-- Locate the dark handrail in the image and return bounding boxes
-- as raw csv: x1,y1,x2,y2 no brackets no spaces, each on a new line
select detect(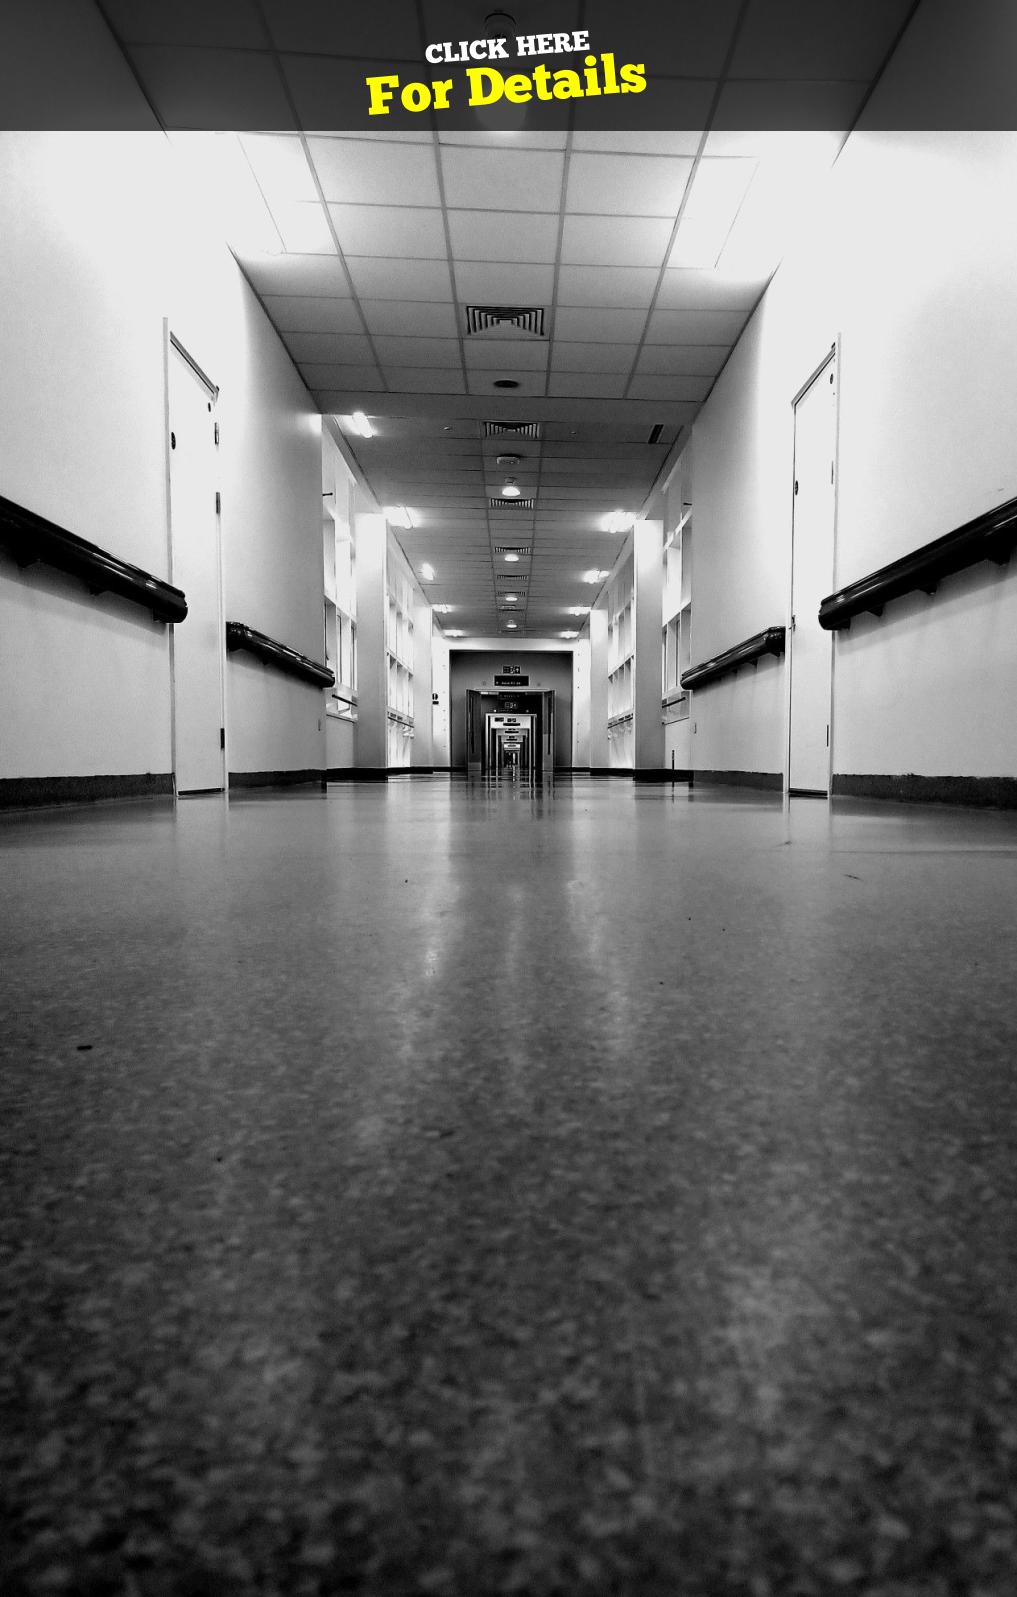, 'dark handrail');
226,621,334,688
0,493,187,623
819,495,1017,631
681,626,786,690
